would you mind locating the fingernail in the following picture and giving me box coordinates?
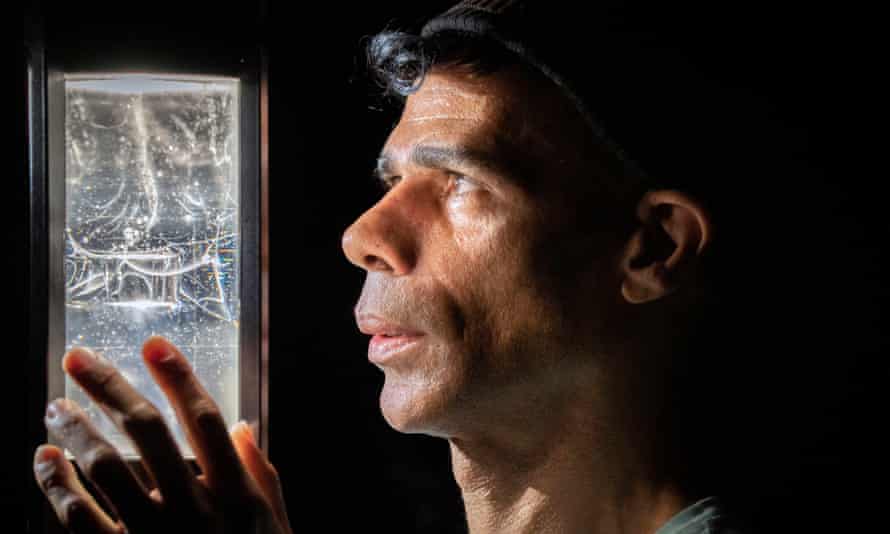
[34,445,57,466]
[245,421,257,445]
[232,420,256,445]
[63,347,97,374]
[45,400,59,420]
[145,343,175,364]
[34,448,58,480]
[46,398,76,422]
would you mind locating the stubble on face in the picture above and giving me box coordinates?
[357,64,622,439]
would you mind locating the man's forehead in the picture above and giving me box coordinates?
[377,71,516,171]
[381,65,593,192]
[400,70,510,125]
[386,67,565,159]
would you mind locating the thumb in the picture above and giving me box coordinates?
[230,421,291,531]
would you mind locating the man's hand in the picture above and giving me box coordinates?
[32,335,294,534]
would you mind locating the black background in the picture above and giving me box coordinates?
[13,1,886,533]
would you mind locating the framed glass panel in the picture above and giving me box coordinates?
[63,75,241,458]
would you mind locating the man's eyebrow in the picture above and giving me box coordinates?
[375,144,511,180]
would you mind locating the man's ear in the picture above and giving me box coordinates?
[620,190,713,304]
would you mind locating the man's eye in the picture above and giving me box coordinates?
[450,174,479,195]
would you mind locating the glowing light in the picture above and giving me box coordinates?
[107,300,177,311]
[64,75,241,459]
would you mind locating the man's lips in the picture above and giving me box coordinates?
[356,313,426,364]
[356,313,424,337]
[367,333,425,364]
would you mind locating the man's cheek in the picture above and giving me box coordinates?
[448,196,507,248]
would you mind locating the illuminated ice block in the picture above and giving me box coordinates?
[64,76,240,458]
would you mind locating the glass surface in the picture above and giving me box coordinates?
[64,75,240,458]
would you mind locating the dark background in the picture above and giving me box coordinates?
[14,1,886,533]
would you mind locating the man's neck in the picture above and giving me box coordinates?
[447,403,692,534]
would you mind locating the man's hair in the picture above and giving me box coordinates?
[361,24,782,500]
[359,10,865,523]
[366,30,514,98]
[363,23,802,225]
[367,28,665,205]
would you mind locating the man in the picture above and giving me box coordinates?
[34,1,755,533]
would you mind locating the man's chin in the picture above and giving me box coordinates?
[378,377,455,437]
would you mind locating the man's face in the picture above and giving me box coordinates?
[342,64,628,438]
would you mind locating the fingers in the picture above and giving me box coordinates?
[33,444,123,534]
[44,398,156,526]
[62,347,201,510]
[141,336,252,495]
[231,422,291,530]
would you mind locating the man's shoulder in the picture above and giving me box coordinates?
[655,496,755,534]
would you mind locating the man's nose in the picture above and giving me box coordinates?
[341,195,417,276]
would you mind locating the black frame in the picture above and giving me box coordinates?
[26,7,268,533]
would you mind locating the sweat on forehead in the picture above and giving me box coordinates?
[402,71,504,124]
[400,65,593,161]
